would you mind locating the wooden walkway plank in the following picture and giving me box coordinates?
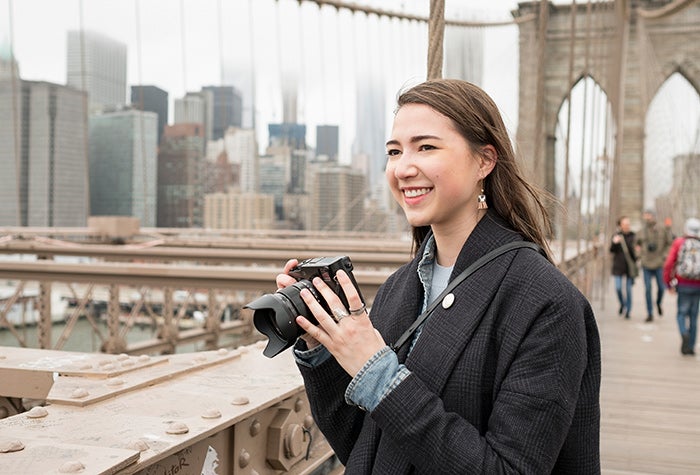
[594,277,700,474]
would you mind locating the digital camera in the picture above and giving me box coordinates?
[244,256,364,358]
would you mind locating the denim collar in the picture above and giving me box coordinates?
[416,234,437,313]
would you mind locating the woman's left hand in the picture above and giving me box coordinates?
[296,270,386,377]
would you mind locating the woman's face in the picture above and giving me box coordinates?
[385,103,490,234]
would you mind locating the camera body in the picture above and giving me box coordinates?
[647,242,658,253]
[244,256,364,358]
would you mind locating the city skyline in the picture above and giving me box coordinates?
[1,0,521,163]
[2,0,699,212]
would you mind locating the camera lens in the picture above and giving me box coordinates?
[244,279,322,357]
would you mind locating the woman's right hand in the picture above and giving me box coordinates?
[275,259,322,349]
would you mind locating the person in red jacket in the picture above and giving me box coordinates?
[663,217,700,355]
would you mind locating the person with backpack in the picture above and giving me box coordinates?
[636,210,673,322]
[663,217,700,355]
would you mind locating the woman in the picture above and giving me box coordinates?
[663,217,700,355]
[276,79,601,473]
[610,216,637,319]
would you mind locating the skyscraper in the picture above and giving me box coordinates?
[89,110,158,227]
[157,124,205,227]
[202,85,243,140]
[224,127,257,193]
[316,125,339,162]
[0,80,89,226]
[131,85,168,145]
[309,166,365,232]
[353,75,387,207]
[174,90,214,143]
[66,30,127,112]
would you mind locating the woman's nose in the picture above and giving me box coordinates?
[391,153,418,179]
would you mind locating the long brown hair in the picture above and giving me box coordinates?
[394,79,556,262]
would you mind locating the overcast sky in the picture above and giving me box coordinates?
[1,0,522,162]
[2,0,697,207]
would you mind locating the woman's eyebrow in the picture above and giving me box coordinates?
[386,135,441,147]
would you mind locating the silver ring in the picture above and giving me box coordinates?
[348,304,367,316]
[331,307,349,322]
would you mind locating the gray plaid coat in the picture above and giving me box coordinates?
[297,212,601,474]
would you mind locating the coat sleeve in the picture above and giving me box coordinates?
[663,238,682,287]
[368,267,598,474]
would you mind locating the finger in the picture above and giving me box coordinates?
[310,276,344,308]
[296,316,326,343]
[276,273,297,290]
[335,271,366,316]
[299,288,337,329]
[283,259,299,273]
[276,259,299,289]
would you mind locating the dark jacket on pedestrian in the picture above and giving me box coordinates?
[297,213,601,474]
[610,231,637,277]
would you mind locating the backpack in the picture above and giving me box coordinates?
[676,237,700,280]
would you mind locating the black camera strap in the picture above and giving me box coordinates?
[390,241,544,354]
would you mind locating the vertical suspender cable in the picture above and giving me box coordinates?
[532,0,549,185]
[576,0,592,263]
[317,3,328,123]
[427,0,444,80]
[179,0,188,94]
[560,0,577,266]
[217,0,225,87]
[8,0,21,225]
[298,2,307,127]
[134,0,148,226]
[78,0,90,218]
[248,0,256,135]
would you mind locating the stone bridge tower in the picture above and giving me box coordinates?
[514,0,700,226]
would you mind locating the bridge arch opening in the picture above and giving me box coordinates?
[553,75,614,240]
[644,71,700,225]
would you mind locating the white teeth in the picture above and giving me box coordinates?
[404,188,431,198]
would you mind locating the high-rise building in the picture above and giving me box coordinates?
[66,30,127,112]
[259,147,290,219]
[202,85,243,139]
[0,38,20,81]
[204,191,274,230]
[174,90,213,143]
[316,125,339,163]
[288,149,310,194]
[0,80,88,226]
[224,128,257,193]
[353,76,387,207]
[89,110,158,227]
[268,123,306,150]
[157,124,205,227]
[309,166,365,232]
[131,85,168,144]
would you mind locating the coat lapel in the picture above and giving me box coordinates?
[403,212,523,393]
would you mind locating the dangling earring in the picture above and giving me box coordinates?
[477,186,488,210]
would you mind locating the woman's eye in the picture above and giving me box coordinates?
[418,144,436,151]
[386,149,401,157]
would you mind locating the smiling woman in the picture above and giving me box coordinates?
[273,78,602,474]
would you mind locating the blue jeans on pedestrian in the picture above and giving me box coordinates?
[676,286,700,351]
[614,274,634,314]
[643,267,664,316]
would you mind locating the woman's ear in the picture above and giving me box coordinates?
[479,145,497,177]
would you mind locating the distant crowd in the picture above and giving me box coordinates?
[610,211,700,356]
